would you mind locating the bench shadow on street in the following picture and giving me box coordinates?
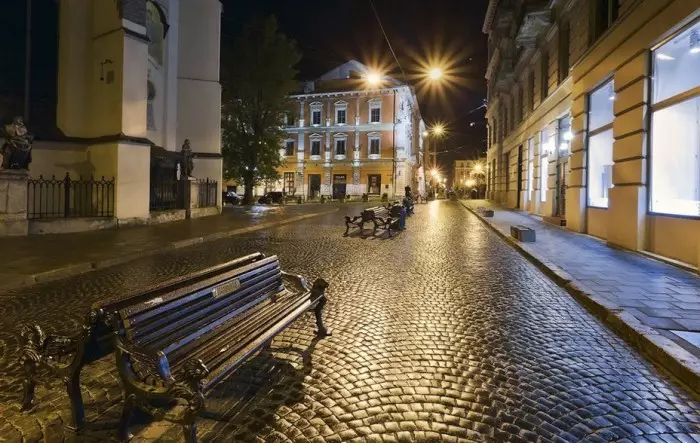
[86,335,323,441]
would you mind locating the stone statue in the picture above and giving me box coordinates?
[1,117,33,170]
[180,139,194,178]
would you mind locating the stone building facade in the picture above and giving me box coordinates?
[0,0,222,234]
[267,61,425,200]
[484,0,700,269]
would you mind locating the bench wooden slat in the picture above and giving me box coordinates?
[138,276,283,352]
[126,265,283,343]
[121,256,279,322]
[201,295,314,391]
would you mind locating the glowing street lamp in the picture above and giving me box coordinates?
[431,123,445,137]
[428,67,443,81]
[473,163,483,174]
[465,178,476,188]
[366,72,382,87]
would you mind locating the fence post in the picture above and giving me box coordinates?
[64,172,71,218]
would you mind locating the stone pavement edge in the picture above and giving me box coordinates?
[461,200,700,398]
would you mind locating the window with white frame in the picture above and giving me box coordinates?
[527,137,535,194]
[587,79,615,208]
[368,133,381,157]
[335,137,347,156]
[310,103,322,126]
[369,100,382,123]
[310,138,322,157]
[540,128,549,202]
[335,101,348,125]
[650,20,700,217]
[284,140,295,156]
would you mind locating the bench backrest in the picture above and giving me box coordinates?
[364,206,390,220]
[117,255,284,357]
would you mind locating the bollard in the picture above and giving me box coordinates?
[399,206,407,230]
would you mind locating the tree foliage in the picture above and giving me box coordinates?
[221,16,301,204]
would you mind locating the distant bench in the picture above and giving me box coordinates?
[345,205,400,236]
[113,254,329,442]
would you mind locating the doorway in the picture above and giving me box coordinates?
[516,145,523,209]
[368,174,381,195]
[332,174,347,199]
[308,174,321,199]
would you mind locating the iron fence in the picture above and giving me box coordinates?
[150,176,185,211]
[27,173,115,219]
[197,178,218,208]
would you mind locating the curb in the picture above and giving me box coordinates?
[0,209,339,293]
[461,201,700,398]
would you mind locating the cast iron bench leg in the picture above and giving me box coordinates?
[118,394,137,443]
[65,370,85,431]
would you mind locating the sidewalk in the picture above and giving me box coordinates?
[463,199,700,394]
[0,205,340,292]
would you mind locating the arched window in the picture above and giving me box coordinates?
[146,1,167,66]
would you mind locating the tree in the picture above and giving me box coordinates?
[221,17,301,205]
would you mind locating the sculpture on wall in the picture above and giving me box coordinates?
[181,139,194,178]
[1,117,33,170]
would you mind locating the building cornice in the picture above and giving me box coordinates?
[289,86,409,100]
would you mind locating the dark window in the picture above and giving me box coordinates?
[370,107,381,123]
[284,172,295,194]
[336,109,346,124]
[311,140,321,156]
[370,138,380,155]
[335,139,346,155]
[312,110,321,125]
[541,51,549,100]
[592,0,619,42]
[558,21,570,83]
[528,72,535,111]
[285,141,295,156]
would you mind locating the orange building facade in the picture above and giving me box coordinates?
[269,61,426,200]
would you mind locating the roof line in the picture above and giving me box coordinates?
[482,0,500,34]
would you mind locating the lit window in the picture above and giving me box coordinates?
[527,137,534,194]
[285,141,295,156]
[587,79,615,208]
[650,20,700,217]
[540,128,549,202]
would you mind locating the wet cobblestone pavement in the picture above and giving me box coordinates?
[1,201,700,442]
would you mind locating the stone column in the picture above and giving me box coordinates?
[607,53,649,252]
[0,170,29,236]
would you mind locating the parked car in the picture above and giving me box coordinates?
[258,192,284,204]
[222,191,241,205]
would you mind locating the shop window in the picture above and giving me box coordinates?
[587,80,615,208]
[540,128,549,202]
[527,137,535,194]
[650,20,700,217]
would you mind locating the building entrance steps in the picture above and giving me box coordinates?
[0,205,341,293]
[463,199,700,395]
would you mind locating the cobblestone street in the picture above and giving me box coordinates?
[1,201,700,442]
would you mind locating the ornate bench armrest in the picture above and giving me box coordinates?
[113,328,174,388]
[282,270,311,294]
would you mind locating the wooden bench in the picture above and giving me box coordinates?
[345,209,374,235]
[17,253,264,431]
[112,254,329,442]
[370,205,400,236]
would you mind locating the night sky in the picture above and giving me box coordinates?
[223,0,489,170]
